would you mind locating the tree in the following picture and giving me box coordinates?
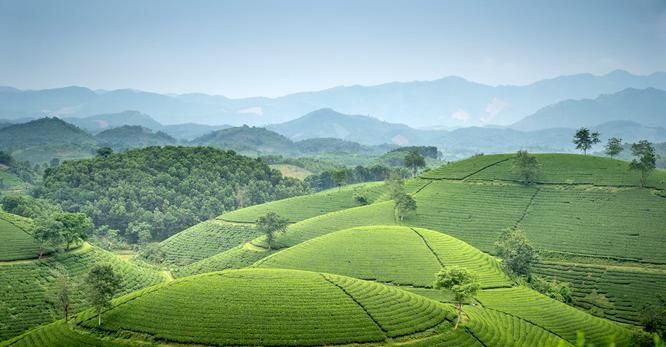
[642,294,666,339]
[256,212,289,250]
[331,168,348,191]
[395,193,417,221]
[604,137,623,159]
[0,150,13,165]
[494,228,538,277]
[404,150,426,177]
[629,140,657,188]
[48,266,72,321]
[54,212,92,250]
[573,128,600,155]
[385,173,405,201]
[433,266,480,330]
[84,263,122,326]
[32,216,63,258]
[513,150,538,185]
[96,147,113,157]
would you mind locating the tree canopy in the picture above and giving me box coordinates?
[84,263,122,326]
[256,212,289,250]
[629,140,657,187]
[604,137,623,159]
[494,228,538,277]
[573,128,600,155]
[38,146,309,243]
[513,150,538,184]
[434,266,480,329]
[404,150,426,177]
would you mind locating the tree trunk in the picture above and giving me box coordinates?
[454,303,462,330]
[98,309,102,326]
[38,246,43,259]
[64,307,68,322]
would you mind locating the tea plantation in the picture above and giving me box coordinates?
[0,211,43,261]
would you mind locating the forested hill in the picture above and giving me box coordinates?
[0,117,95,149]
[37,146,310,242]
[96,125,177,149]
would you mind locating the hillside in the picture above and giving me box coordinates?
[513,88,666,131]
[0,243,164,341]
[95,125,177,149]
[191,125,297,155]
[64,110,163,133]
[0,117,95,150]
[0,211,41,261]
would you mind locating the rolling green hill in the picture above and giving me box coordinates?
[255,225,510,288]
[3,269,465,346]
[95,125,177,149]
[0,243,164,341]
[0,211,42,261]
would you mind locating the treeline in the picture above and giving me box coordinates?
[35,146,310,243]
[305,165,410,191]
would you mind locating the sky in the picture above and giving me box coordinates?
[1,0,665,98]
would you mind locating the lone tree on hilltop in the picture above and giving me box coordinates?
[256,212,289,250]
[404,150,426,177]
[84,263,122,326]
[331,168,348,191]
[395,193,417,221]
[629,140,657,188]
[604,137,624,159]
[573,128,600,155]
[55,212,93,251]
[513,150,538,185]
[434,266,480,330]
[495,228,538,277]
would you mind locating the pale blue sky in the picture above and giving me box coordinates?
[1,0,665,97]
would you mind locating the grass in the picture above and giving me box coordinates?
[0,321,130,347]
[420,154,513,180]
[157,220,261,266]
[256,226,510,288]
[0,211,43,261]
[220,182,386,223]
[0,167,31,194]
[70,268,450,346]
[534,260,666,325]
[0,243,163,341]
[477,286,633,346]
[269,164,312,180]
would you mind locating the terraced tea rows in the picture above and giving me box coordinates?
[407,181,535,252]
[519,186,666,263]
[76,269,450,346]
[468,153,666,189]
[421,154,512,180]
[257,226,510,288]
[220,182,385,223]
[477,287,632,346]
[0,322,127,347]
[465,306,571,347]
[0,211,42,261]
[157,220,261,266]
[534,261,666,325]
[0,243,163,341]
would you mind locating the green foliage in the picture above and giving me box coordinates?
[642,295,666,339]
[604,137,624,159]
[305,164,407,191]
[495,229,538,277]
[630,140,657,187]
[256,212,288,250]
[395,193,417,221]
[0,211,43,261]
[573,128,601,155]
[95,147,113,157]
[0,151,13,165]
[84,263,122,326]
[434,266,480,329]
[421,154,512,180]
[38,146,309,243]
[46,266,72,322]
[0,244,163,340]
[513,150,538,184]
[95,126,176,150]
[0,195,59,218]
[404,150,426,177]
[526,275,572,304]
[32,216,63,258]
[52,212,92,250]
[331,168,348,189]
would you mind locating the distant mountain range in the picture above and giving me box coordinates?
[2,70,665,128]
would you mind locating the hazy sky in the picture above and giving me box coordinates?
[1,0,665,98]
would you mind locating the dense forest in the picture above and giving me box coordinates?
[36,146,310,243]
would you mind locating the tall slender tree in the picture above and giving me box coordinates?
[604,137,623,159]
[513,150,538,185]
[629,140,657,188]
[84,263,122,326]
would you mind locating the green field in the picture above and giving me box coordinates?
[157,219,261,266]
[256,225,510,288]
[0,243,164,341]
[0,211,42,261]
[269,163,313,180]
[220,182,386,223]
[534,261,666,325]
[0,168,31,194]
[420,154,512,180]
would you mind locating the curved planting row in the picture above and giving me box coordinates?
[0,244,163,341]
[465,306,571,347]
[324,273,450,337]
[420,154,512,180]
[220,182,385,223]
[1,321,127,347]
[476,287,632,346]
[0,211,42,261]
[534,261,666,325]
[157,219,261,266]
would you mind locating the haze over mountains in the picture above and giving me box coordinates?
[2,70,665,128]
